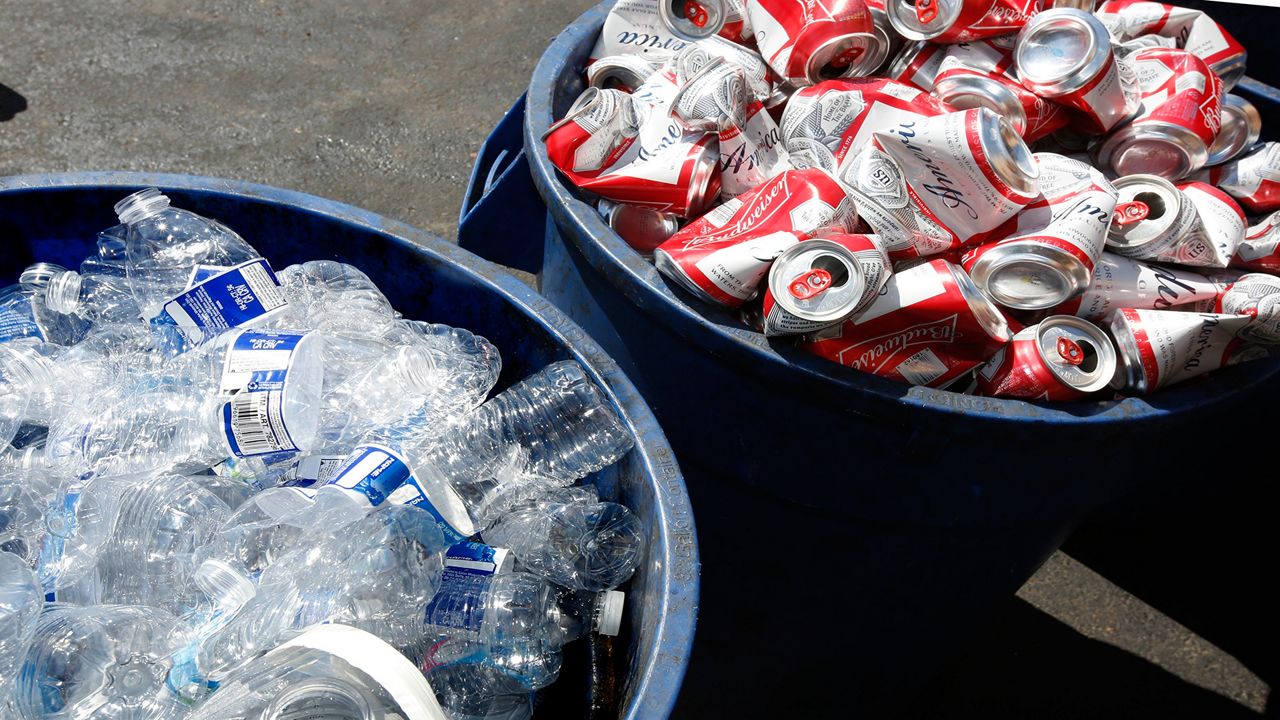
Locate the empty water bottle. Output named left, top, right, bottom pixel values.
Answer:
left=1, top=552, right=42, bottom=699
left=422, top=660, right=535, bottom=720
left=0, top=470, right=54, bottom=565
left=44, top=269, right=144, bottom=325
left=274, top=260, right=398, bottom=336
left=38, top=476, right=131, bottom=596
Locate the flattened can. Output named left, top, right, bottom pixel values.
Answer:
left=598, top=198, right=683, bottom=257
left=1216, top=273, right=1280, bottom=345
left=886, top=40, right=947, bottom=91
left=757, top=233, right=892, bottom=335
left=974, top=315, right=1117, bottom=400
left=1204, top=142, right=1280, bottom=215
left=801, top=258, right=1013, bottom=387
left=1014, top=8, right=1138, bottom=133
left=1206, top=94, right=1262, bottom=167
left=1104, top=174, right=1242, bottom=268
left=1232, top=211, right=1280, bottom=275
left=932, top=47, right=1069, bottom=141
left=1094, top=0, right=1248, bottom=91
left=1052, top=251, right=1235, bottom=320
left=747, top=0, right=880, bottom=87
left=660, top=0, right=755, bottom=42
left=884, top=0, right=1048, bottom=43
left=591, top=0, right=694, bottom=61
left=1108, top=308, right=1256, bottom=393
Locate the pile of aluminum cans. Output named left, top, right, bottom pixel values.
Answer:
left=544, top=0, right=1280, bottom=402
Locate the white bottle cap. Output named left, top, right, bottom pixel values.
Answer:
left=597, top=590, right=626, bottom=637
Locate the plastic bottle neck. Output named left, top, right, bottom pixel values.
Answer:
left=20, top=262, right=69, bottom=291
left=391, top=345, right=440, bottom=395
left=115, top=187, right=172, bottom=225
left=44, top=270, right=84, bottom=315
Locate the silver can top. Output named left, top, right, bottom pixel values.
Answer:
left=1105, top=174, right=1184, bottom=254
left=1093, top=119, right=1208, bottom=180
left=587, top=55, right=661, bottom=92
left=1106, top=309, right=1148, bottom=392
left=767, top=239, right=868, bottom=324
left=885, top=0, right=961, bottom=41
left=974, top=108, right=1040, bottom=198
left=933, top=73, right=1028, bottom=136
left=660, top=0, right=728, bottom=41
left=1014, top=8, right=1111, bottom=97
left=1034, top=315, right=1116, bottom=393
left=945, top=261, right=1013, bottom=343
left=969, top=242, right=1093, bottom=311
left=1206, top=94, right=1262, bottom=166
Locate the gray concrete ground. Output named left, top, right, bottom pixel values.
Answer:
left=0, top=1, right=1271, bottom=717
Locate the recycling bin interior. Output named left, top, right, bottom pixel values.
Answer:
left=455, top=1, right=1280, bottom=715
left=0, top=172, right=699, bottom=720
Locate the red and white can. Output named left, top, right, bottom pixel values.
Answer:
left=801, top=258, right=1012, bottom=387
left=962, top=153, right=1117, bottom=310
left=545, top=87, right=722, bottom=217
left=1216, top=273, right=1280, bottom=346
left=591, top=0, right=698, bottom=62
left=1052, top=252, right=1236, bottom=320
left=587, top=54, right=665, bottom=93
left=884, top=0, right=1050, bottom=44
left=844, top=107, right=1041, bottom=261
left=1095, top=0, right=1248, bottom=90
left=1108, top=308, right=1256, bottom=393
left=746, top=0, right=880, bottom=87
left=1092, top=48, right=1223, bottom=181
left=886, top=40, right=947, bottom=92
left=660, top=0, right=756, bottom=43
left=673, top=35, right=776, bottom=104
left=779, top=77, right=952, bottom=181
left=1014, top=8, right=1139, bottom=133
left=1105, top=175, right=1243, bottom=268
left=1232, top=211, right=1280, bottom=275
left=932, top=39, right=1069, bottom=142
left=974, top=315, right=1117, bottom=400
left=654, top=167, right=858, bottom=305
left=1174, top=182, right=1246, bottom=268
left=756, top=232, right=892, bottom=335
left=1203, top=142, right=1280, bottom=215
left=598, top=199, right=683, bottom=257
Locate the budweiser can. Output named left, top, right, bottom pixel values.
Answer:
left=598, top=198, right=683, bottom=257
left=1092, top=48, right=1223, bottom=180
left=932, top=43, right=1069, bottom=141
left=757, top=233, right=892, bottom=335
left=588, top=55, right=664, bottom=92
left=884, top=0, right=1048, bottom=43
left=660, top=0, right=755, bottom=42
left=1108, top=308, right=1255, bottom=392
left=974, top=315, right=1116, bottom=400
left=544, top=86, right=721, bottom=217
left=747, top=0, right=880, bottom=87
left=1206, top=95, right=1262, bottom=167
left=866, top=5, right=905, bottom=74
left=1105, top=174, right=1242, bottom=268
left=844, top=107, right=1040, bottom=261
left=780, top=77, right=952, bottom=180
left=1095, top=1, right=1248, bottom=90
left=591, top=0, right=695, bottom=61
left=1204, top=142, right=1280, bottom=215
left=673, top=36, right=775, bottom=103
left=962, top=154, right=1116, bottom=310
left=886, top=40, right=947, bottom=91
left=1216, top=273, right=1280, bottom=345
left=801, top=258, right=1011, bottom=386
left=1052, top=251, right=1235, bottom=320
left=1014, top=9, right=1138, bottom=133
left=1233, top=211, right=1280, bottom=275
left=654, top=167, right=857, bottom=305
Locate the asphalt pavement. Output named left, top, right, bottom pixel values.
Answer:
left=0, top=1, right=1271, bottom=717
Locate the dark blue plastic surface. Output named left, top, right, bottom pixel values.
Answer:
left=457, top=2, right=1280, bottom=715
left=0, top=172, right=698, bottom=720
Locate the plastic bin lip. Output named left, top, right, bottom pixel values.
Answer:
left=525, top=2, right=1280, bottom=425
left=0, top=170, right=698, bottom=720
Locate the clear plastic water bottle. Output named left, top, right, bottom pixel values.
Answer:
left=0, top=263, right=92, bottom=347
left=38, top=476, right=131, bottom=597
left=0, top=470, right=54, bottom=566
left=421, top=659, right=535, bottom=720
left=13, top=603, right=188, bottom=720
left=188, top=472, right=256, bottom=511
left=483, top=498, right=645, bottom=592
left=274, top=260, right=398, bottom=336
left=0, top=551, right=42, bottom=699
left=185, top=624, right=451, bottom=720
left=44, top=269, right=143, bottom=325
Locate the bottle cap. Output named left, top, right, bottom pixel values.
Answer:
left=194, top=559, right=257, bottom=609
left=597, top=590, right=626, bottom=636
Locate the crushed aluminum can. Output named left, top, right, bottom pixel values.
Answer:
left=756, top=232, right=892, bottom=335
left=1051, top=252, right=1236, bottom=320
left=1095, top=0, right=1248, bottom=90
left=1105, top=175, right=1244, bottom=268
left=974, top=315, right=1117, bottom=400
left=747, top=0, right=880, bottom=87
left=780, top=77, right=952, bottom=182
left=1107, top=308, right=1259, bottom=393
left=962, top=153, right=1117, bottom=310
left=800, top=258, right=1012, bottom=387
left=598, top=198, right=683, bottom=256
left=673, top=36, right=775, bottom=103
left=1232, top=211, right=1280, bottom=275
left=886, top=40, right=947, bottom=91
left=1173, top=182, right=1246, bottom=267
left=843, top=107, right=1041, bottom=262
left=1202, top=142, right=1280, bottom=215
left=932, top=38, right=1069, bottom=141
left=884, top=0, right=1050, bottom=44
left=588, top=54, right=666, bottom=92
left=1216, top=273, right=1280, bottom=345
left=1206, top=94, right=1262, bottom=167
left=653, top=167, right=858, bottom=306
left=660, top=0, right=755, bottom=43
left=1092, top=47, right=1223, bottom=181
left=1014, top=8, right=1139, bottom=133
left=591, top=0, right=695, bottom=62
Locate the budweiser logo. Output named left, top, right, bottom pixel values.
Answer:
left=1183, top=314, right=1220, bottom=371
left=880, top=121, right=979, bottom=220
left=837, top=314, right=959, bottom=372
left=732, top=173, right=789, bottom=235
left=614, top=31, right=688, bottom=53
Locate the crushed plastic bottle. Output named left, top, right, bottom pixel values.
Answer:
left=1, top=551, right=43, bottom=700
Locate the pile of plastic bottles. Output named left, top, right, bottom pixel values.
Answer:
left=0, top=189, right=644, bottom=719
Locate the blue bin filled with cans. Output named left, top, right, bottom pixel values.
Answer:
left=458, top=0, right=1280, bottom=715
left=0, top=171, right=699, bottom=720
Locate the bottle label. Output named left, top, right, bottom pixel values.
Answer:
left=387, top=472, right=472, bottom=545
left=424, top=573, right=492, bottom=634
left=443, top=541, right=511, bottom=578
left=158, top=258, right=289, bottom=346
left=186, top=264, right=227, bottom=289
left=219, top=329, right=307, bottom=395
left=0, top=294, right=46, bottom=343
left=278, top=454, right=348, bottom=489
left=325, top=444, right=415, bottom=508
left=222, top=390, right=299, bottom=458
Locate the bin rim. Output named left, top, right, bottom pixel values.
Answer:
left=0, top=170, right=699, bottom=720
left=523, top=1, right=1280, bottom=425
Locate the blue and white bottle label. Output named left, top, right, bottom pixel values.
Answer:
left=158, top=258, right=288, bottom=346
left=0, top=294, right=45, bottom=343
left=325, top=444, right=416, bottom=508
left=222, top=390, right=299, bottom=458
left=443, top=542, right=510, bottom=577
left=219, top=329, right=306, bottom=395
left=386, top=470, right=473, bottom=545
left=278, top=454, right=347, bottom=489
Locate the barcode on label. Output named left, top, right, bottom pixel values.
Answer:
left=224, top=390, right=296, bottom=457
left=896, top=348, right=948, bottom=386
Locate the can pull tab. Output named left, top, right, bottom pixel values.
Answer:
left=683, top=0, right=710, bottom=27
left=789, top=268, right=834, bottom=300
left=830, top=45, right=866, bottom=69
left=915, top=0, right=939, bottom=25
left=1113, top=201, right=1149, bottom=226
left=1056, top=336, right=1085, bottom=366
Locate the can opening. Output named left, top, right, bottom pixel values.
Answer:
left=1074, top=338, right=1099, bottom=374
left=811, top=254, right=850, bottom=288
left=1132, top=191, right=1166, bottom=221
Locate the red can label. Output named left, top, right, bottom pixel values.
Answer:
left=974, top=327, right=1084, bottom=401
left=1206, top=143, right=1280, bottom=215
left=1096, top=1, right=1246, bottom=80
left=748, top=0, right=874, bottom=85
left=934, top=0, right=1049, bottom=44
left=1127, top=47, right=1223, bottom=149
left=1233, top=211, right=1280, bottom=275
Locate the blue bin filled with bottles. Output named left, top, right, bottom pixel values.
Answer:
left=0, top=171, right=698, bottom=720
left=457, top=0, right=1280, bottom=715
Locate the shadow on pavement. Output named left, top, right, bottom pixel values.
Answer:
left=0, top=84, right=27, bottom=121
